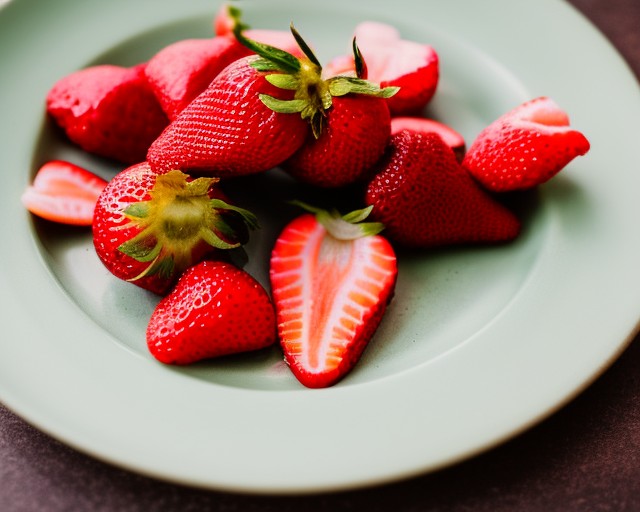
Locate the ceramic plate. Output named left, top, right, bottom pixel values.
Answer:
left=1, top=0, right=639, bottom=494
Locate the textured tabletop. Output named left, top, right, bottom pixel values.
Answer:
left=2, top=0, right=640, bottom=510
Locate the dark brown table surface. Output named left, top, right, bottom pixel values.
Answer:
left=2, top=0, right=640, bottom=510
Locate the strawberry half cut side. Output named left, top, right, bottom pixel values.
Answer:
left=270, top=203, right=398, bottom=388
left=22, top=160, right=108, bottom=226
left=462, top=96, right=591, bottom=192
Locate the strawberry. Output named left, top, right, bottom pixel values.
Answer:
left=391, top=116, right=466, bottom=162
left=462, top=97, right=591, bottom=192
left=324, top=21, right=439, bottom=116
left=270, top=203, right=397, bottom=388
left=147, top=12, right=396, bottom=178
left=46, top=64, right=169, bottom=164
left=92, top=162, right=257, bottom=295
left=144, top=36, right=252, bottom=120
left=365, top=131, right=521, bottom=248
left=283, top=94, right=391, bottom=187
left=147, top=260, right=276, bottom=364
left=21, top=160, right=108, bottom=226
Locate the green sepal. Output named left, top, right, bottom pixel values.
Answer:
left=352, top=38, right=368, bottom=79
left=210, top=198, right=260, bottom=231
left=290, top=23, right=321, bottom=68
left=342, top=205, right=375, bottom=224
left=265, top=73, right=301, bottom=90
left=128, top=254, right=175, bottom=282
left=201, top=228, right=241, bottom=250
left=118, top=237, right=161, bottom=263
left=259, top=94, right=307, bottom=114
left=250, top=58, right=284, bottom=72
left=327, top=76, right=399, bottom=98
left=123, top=202, right=151, bottom=219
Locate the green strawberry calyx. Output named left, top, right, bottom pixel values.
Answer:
left=290, top=200, right=384, bottom=240
left=230, top=7, right=398, bottom=139
left=117, top=170, right=258, bottom=281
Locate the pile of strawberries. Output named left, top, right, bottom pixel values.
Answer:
left=22, top=5, right=590, bottom=388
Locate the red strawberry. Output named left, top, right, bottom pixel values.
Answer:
left=147, top=260, right=276, bottom=364
left=365, top=131, right=521, bottom=248
left=462, top=97, right=591, bottom=192
left=92, top=162, right=257, bottom=295
left=21, top=160, right=108, bottom=226
left=270, top=204, right=398, bottom=388
left=283, top=94, right=391, bottom=188
left=325, top=21, right=439, bottom=115
left=144, top=36, right=252, bottom=120
left=46, top=64, right=169, bottom=164
left=147, top=16, right=396, bottom=178
left=391, top=116, right=466, bottom=162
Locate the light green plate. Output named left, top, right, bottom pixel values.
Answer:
left=1, top=0, right=639, bottom=494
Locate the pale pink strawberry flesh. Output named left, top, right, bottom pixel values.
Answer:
left=270, top=214, right=397, bottom=388
left=22, top=160, right=107, bottom=226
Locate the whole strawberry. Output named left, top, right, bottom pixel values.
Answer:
left=270, top=203, right=397, bottom=388
left=365, top=131, right=521, bottom=248
left=462, top=97, right=590, bottom=192
left=92, top=162, right=257, bottom=295
left=46, top=64, right=169, bottom=164
left=147, top=260, right=276, bottom=364
left=147, top=10, right=396, bottom=179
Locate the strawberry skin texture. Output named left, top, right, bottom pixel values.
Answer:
left=147, top=55, right=308, bottom=176
left=365, top=131, right=521, bottom=248
left=144, top=36, right=252, bottom=120
left=462, top=97, right=591, bottom=192
left=92, top=162, right=171, bottom=294
left=283, top=95, right=391, bottom=188
left=46, top=64, right=169, bottom=164
left=270, top=214, right=397, bottom=388
left=147, top=260, right=276, bottom=364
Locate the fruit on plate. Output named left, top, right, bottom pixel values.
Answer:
left=21, top=160, right=108, bottom=226
left=92, top=162, right=257, bottom=295
left=365, top=130, right=521, bottom=247
left=46, top=64, right=169, bottom=164
left=147, top=260, right=276, bottom=364
left=462, top=97, right=591, bottom=192
left=391, top=116, right=466, bottom=162
left=144, top=36, right=252, bottom=120
left=147, top=13, right=396, bottom=177
left=270, top=203, right=397, bottom=388
left=324, top=21, right=439, bottom=115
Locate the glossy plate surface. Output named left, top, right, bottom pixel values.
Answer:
left=1, top=0, right=639, bottom=494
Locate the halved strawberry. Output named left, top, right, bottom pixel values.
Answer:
left=324, top=21, right=439, bottom=115
left=391, top=117, right=466, bottom=161
left=462, top=97, right=591, bottom=192
left=147, top=260, right=276, bottom=365
left=270, top=204, right=397, bottom=388
left=21, top=160, right=108, bottom=226
left=144, top=36, right=252, bottom=120
left=46, top=64, right=169, bottom=164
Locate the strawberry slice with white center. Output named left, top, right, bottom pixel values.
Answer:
left=21, top=160, right=108, bottom=226
left=462, top=96, right=591, bottom=192
left=324, top=21, right=439, bottom=115
left=270, top=204, right=397, bottom=388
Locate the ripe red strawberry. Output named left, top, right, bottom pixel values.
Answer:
left=21, top=160, right=108, bottom=226
left=147, top=14, right=396, bottom=178
left=365, top=131, right=521, bottom=248
left=270, top=204, right=397, bottom=388
left=391, top=116, right=466, bottom=162
left=92, top=162, right=257, bottom=295
left=147, top=260, right=276, bottom=364
left=325, top=21, right=439, bottom=115
left=283, top=94, right=391, bottom=187
left=462, top=97, right=591, bottom=192
left=46, top=64, right=169, bottom=164
left=144, top=36, right=252, bottom=120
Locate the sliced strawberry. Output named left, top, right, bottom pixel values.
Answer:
left=46, top=64, right=169, bottom=164
left=147, top=260, right=276, bottom=364
left=391, top=117, right=465, bottom=161
left=325, top=21, right=439, bottom=115
left=270, top=204, right=397, bottom=388
left=462, top=97, right=591, bottom=192
left=144, top=36, right=252, bottom=120
left=21, top=160, right=108, bottom=226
